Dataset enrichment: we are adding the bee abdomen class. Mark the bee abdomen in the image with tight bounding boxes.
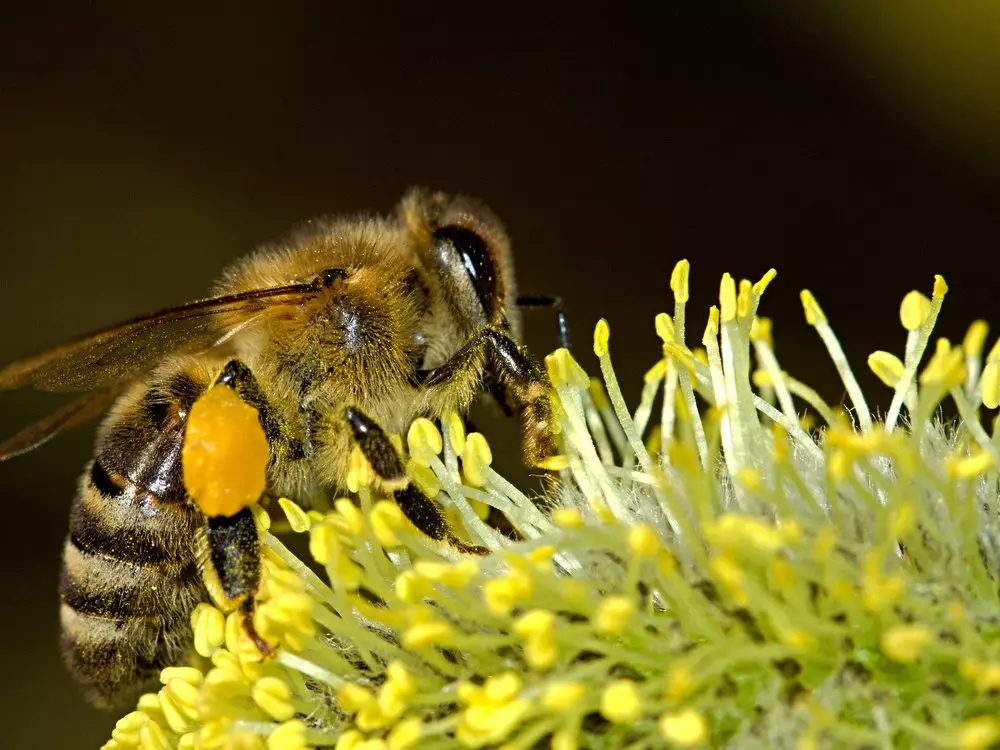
[68,458,195,567]
[60,421,209,707]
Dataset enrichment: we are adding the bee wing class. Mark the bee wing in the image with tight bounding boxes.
[0,384,128,462]
[0,283,317,392]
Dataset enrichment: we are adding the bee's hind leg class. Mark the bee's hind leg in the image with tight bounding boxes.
[344,407,487,556]
[201,508,275,656]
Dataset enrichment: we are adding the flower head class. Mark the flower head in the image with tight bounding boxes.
[105,264,1000,749]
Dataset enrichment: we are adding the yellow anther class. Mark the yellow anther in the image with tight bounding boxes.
[593,595,636,636]
[159,666,203,687]
[552,507,584,528]
[190,604,226,658]
[781,628,814,653]
[462,432,493,487]
[513,609,556,639]
[671,259,690,303]
[735,467,762,493]
[964,320,989,357]
[920,338,966,389]
[138,720,170,750]
[405,460,440,499]
[719,273,737,322]
[387,717,423,750]
[536,454,570,471]
[335,731,364,750]
[309,520,340,566]
[600,680,644,724]
[753,268,777,296]
[337,683,375,712]
[543,682,585,714]
[899,291,931,331]
[334,498,366,537]
[482,672,522,703]
[253,677,295,722]
[799,290,826,326]
[267,719,308,750]
[407,418,443,467]
[749,316,772,345]
[663,341,699,373]
[347,445,374,492]
[665,665,695,702]
[628,523,660,557]
[710,554,748,606]
[414,559,478,588]
[483,570,532,616]
[705,514,784,554]
[552,729,578,750]
[751,369,773,388]
[182,384,269,518]
[659,708,708,747]
[956,717,1000,750]
[546,348,590,389]
[593,318,611,357]
[402,619,453,649]
[160,679,199,733]
[251,503,271,532]
[868,351,905,388]
[655,312,675,344]
[527,545,556,566]
[370,500,406,548]
[946,450,996,479]
[644,359,668,383]
[981,361,1000,409]
[278,498,311,533]
[933,274,948,299]
[443,411,467,456]
[737,278,753,318]
[703,307,720,341]
[394,570,430,604]
[881,624,932,663]
[989,338,1000,363]
[888,501,916,537]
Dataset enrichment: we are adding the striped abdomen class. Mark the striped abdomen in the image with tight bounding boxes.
[60,379,209,708]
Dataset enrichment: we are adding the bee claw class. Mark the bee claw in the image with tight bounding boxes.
[241,600,277,658]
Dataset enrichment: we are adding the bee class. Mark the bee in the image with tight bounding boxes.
[0,188,568,709]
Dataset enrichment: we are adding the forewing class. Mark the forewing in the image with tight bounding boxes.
[0,284,315,392]
[0,384,127,462]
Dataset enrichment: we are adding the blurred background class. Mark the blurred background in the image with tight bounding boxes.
[3,3,1000,745]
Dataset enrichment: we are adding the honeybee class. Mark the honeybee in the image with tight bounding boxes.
[0,189,568,709]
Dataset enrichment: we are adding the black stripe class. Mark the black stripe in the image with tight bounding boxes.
[60,557,198,619]
[69,498,189,566]
[89,459,126,500]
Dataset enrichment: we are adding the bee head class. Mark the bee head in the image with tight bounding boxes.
[404,189,520,339]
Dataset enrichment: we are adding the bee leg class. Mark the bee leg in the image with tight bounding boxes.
[478,328,560,486]
[516,294,571,350]
[344,406,488,555]
[203,507,274,655]
[215,359,307,461]
[417,327,559,487]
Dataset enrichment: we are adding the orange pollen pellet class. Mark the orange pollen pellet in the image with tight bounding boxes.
[182,384,270,517]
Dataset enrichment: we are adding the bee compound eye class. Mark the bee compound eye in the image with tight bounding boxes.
[434,225,497,317]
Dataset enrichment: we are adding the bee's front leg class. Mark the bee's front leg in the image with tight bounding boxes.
[215,358,307,461]
[344,407,487,555]
[416,327,560,490]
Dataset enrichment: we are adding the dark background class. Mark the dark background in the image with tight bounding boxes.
[3,4,1000,746]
